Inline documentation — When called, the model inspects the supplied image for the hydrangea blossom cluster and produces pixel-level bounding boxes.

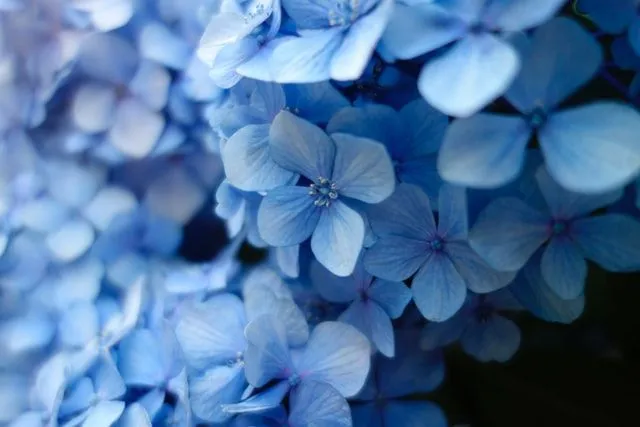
[1,0,640,426]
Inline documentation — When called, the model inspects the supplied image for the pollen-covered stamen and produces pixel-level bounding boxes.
[328,0,360,26]
[309,177,339,207]
[288,373,301,387]
[226,351,245,367]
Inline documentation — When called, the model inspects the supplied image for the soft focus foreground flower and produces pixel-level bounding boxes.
[1,1,640,427]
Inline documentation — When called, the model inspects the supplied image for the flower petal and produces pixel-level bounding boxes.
[419,33,520,117]
[446,242,516,294]
[438,114,531,188]
[460,314,521,362]
[244,315,294,387]
[330,134,395,204]
[367,279,412,319]
[222,123,298,191]
[189,365,246,424]
[541,237,587,300]
[257,186,321,247]
[269,110,335,180]
[364,235,430,281]
[289,381,351,427]
[539,102,640,194]
[469,198,549,271]
[311,202,365,277]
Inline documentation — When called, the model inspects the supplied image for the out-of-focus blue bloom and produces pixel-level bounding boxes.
[351,330,447,427]
[422,289,523,362]
[256,111,395,276]
[382,0,566,117]
[470,167,640,299]
[365,183,515,322]
[438,18,640,194]
[262,0,394,83]
[327,99,448,201]
[70,0,135,31]
[311,260,410,357]
[578,0,638,34]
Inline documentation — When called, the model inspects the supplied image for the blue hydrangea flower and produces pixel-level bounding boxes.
[326,99,448,201]
[422,289,523,362]
[470,167,640,299]
[438,18,640,193]
[262,0,394,83]
[365,183,515,322]
[351,330,447,427]
[311,260,411,357]
[257,110,395,276]
[382,0,566,117]
[224,315,370,414]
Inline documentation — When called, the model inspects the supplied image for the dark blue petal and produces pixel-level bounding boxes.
[541,237,587,299]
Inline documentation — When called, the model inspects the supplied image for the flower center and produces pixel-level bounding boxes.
[527,107,547,129]
[550,219,569,236]
[328,0,360,26]
[288,373,301,387]
[429,237,444,252]
[309,177,339,208]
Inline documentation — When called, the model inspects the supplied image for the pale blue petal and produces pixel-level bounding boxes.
[367,183,436,238]
[506,18,602,112]
[189,365,246,424]
[222,123,298,191]
[116,404,151,427]
[257,186,321,247]
[83,401,125,427]
[18,197,69,233]
[77,33,138,85]
[128,61,171,112]
[311,202,365,277]
[117,329,165,388]
[269,30,343,83]
[412,253,467,322]
[296,322,371,397]
[174,294,247,370]
[244,315,294,387]
[460,314,521,362]
[275,245,300,278]
[139,23,191,70]
[383,401,447,427]
[534,167,623,219]
[446,242,516,293]
[58,302,99,349]
[483,0,566,31]
[437,114,531,188]
[83,187,137,232]
[539,102,640,194]
[222,381,290,414]
[367,279,412,319]
[46,219,95,263]
[572,214,640,271]
[364,235,429,281]
[281,0,338,29]
[250,82,286,120]
[269,110,336,180]
[289,381,351,427]
[136,389,164,421]
[329,0,393,81]
[310,260,359,303]
[419,33,520,117]
[541,237,587,299]
[0,314,55,354]
[469,198,549,271]
[45,160,105,208]
[209,39,260,89]
[71,83,116,133]
[108,98,164,158]
[382,2,465,59]
[330,134,395,203]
